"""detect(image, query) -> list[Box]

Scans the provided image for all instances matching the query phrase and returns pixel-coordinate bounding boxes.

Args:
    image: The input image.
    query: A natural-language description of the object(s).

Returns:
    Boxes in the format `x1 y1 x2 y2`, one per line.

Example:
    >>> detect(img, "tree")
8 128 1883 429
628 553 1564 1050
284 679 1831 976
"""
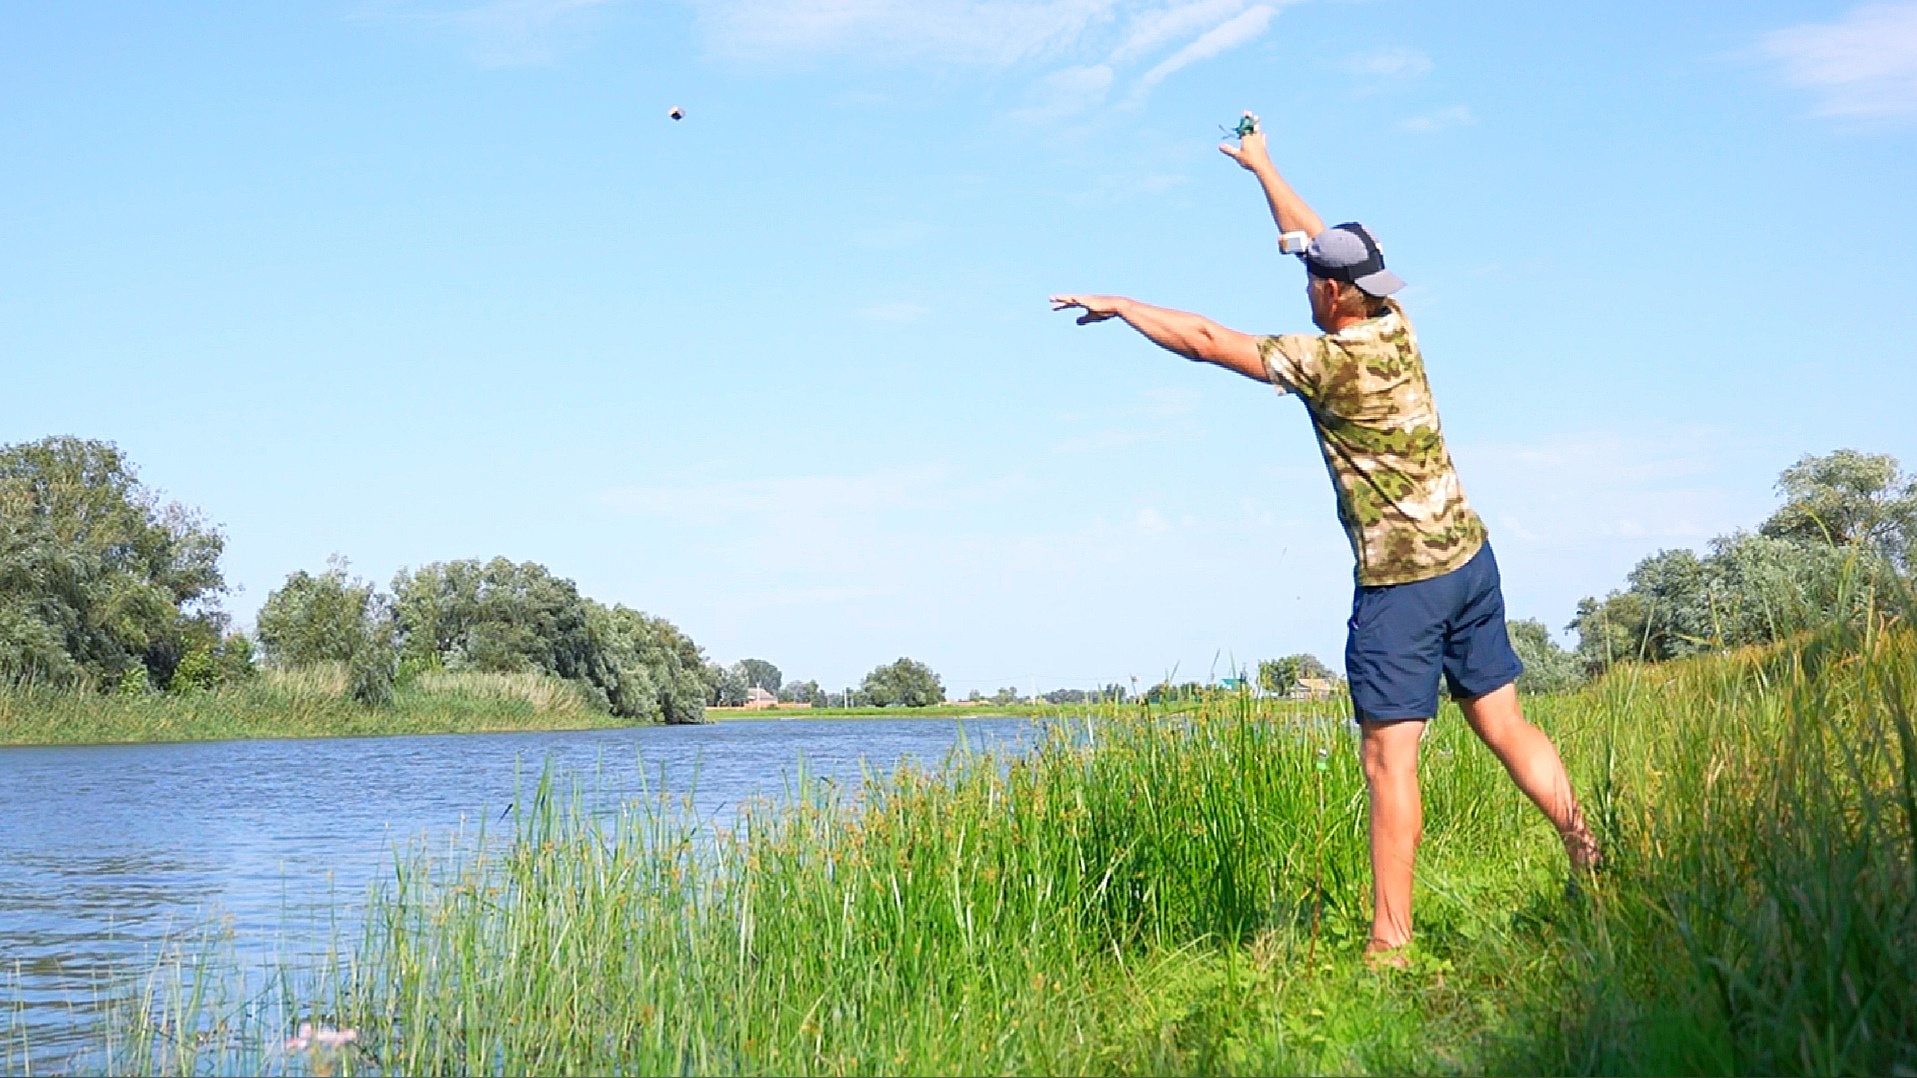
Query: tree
257 557 386 667
169 632 257 691
593 605 709 724
257 558 398 706
1760 449 1916 567
859 657 945 708
706 662 749 707
735 659 781 695
1569 450 1912 676
1506 618 1581 694
390 558 709 722
1257 653 1333 695
0 437 228 689
391 558 599 679
778 678 821 705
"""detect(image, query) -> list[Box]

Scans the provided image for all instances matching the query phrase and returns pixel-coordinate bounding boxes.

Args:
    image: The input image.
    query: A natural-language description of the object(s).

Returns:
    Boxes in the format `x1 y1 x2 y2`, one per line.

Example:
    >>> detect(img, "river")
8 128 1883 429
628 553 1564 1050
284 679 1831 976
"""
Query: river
0 715 1041 1073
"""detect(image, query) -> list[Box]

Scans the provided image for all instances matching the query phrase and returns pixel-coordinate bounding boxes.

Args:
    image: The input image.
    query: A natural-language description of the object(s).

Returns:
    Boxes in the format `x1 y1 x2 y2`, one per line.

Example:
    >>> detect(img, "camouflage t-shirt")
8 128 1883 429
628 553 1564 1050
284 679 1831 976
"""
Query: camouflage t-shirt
1259 298 1485 587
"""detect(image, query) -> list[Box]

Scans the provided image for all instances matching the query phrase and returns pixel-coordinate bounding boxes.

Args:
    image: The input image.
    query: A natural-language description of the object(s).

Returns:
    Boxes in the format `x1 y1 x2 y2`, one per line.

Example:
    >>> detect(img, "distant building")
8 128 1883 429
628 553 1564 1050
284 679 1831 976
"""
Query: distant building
743 687 779 709
1289 677 1337 702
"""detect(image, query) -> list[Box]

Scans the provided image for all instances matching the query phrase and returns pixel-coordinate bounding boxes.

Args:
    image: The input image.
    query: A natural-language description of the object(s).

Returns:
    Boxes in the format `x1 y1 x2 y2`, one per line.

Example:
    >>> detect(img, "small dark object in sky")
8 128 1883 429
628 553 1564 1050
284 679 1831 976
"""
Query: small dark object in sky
668 106 684 120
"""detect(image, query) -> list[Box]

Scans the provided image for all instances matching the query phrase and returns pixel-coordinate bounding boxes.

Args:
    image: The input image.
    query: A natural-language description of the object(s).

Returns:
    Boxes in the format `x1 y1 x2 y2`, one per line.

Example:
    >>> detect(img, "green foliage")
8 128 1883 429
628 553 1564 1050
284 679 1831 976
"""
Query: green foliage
1760 448 1917 566
1256 653 1333 694
735 658 781 694
858 656 944 707
706 661 749 707
258 558 398 708
391 559 707 723
168 632 257 692
1506 618 1581 694
0 436 228 689
777 678 821 705
256 557 387 667
1572 450 1912 674
392 558 601 679
593 604 708 724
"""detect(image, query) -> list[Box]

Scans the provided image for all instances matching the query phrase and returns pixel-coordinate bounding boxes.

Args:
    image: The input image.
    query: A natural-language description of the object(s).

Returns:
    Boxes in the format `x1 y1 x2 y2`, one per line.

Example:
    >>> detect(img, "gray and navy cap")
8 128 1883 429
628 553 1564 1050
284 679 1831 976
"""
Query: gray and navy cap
1300 222 1405 297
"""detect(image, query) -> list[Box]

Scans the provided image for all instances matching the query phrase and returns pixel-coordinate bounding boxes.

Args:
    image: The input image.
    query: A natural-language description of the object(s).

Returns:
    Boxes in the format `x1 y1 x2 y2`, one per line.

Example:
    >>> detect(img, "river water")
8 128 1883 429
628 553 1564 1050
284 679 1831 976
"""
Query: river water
0 716 1041 1072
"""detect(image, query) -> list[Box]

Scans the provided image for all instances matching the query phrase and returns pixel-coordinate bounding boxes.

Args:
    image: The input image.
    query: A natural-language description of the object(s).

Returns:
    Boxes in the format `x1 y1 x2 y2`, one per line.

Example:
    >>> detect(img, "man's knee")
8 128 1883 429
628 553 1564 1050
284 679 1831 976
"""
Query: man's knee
1360 720 1424 785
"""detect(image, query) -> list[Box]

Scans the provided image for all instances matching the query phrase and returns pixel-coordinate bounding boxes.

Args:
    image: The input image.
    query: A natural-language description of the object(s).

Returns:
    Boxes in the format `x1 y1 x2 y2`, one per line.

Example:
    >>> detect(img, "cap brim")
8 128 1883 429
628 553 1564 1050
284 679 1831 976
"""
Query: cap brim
1354 268 1406 296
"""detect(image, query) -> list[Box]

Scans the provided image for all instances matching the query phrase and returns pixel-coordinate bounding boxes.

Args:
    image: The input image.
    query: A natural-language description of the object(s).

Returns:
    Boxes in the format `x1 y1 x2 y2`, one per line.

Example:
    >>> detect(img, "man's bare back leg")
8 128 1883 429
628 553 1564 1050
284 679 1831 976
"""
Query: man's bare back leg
1459 683 1600 869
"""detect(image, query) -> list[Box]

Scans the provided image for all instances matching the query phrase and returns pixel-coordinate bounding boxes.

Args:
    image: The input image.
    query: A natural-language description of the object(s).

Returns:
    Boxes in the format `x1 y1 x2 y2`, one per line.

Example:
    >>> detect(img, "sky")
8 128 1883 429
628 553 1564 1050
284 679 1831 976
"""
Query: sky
4 0 1915 697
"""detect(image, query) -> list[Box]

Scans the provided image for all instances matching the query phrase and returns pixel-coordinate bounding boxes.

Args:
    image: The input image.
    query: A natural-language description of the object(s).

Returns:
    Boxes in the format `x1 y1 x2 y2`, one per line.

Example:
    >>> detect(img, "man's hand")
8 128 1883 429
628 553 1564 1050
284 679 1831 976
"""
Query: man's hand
1048 294 1269 383
1220 117 1326 242
1219 129 1274 175
1050 294 1129 325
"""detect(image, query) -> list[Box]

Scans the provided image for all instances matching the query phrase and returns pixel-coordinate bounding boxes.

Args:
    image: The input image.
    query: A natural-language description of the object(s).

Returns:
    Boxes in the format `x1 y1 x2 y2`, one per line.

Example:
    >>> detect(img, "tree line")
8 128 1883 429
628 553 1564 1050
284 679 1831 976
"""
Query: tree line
8 436 1903 714
0 436 965 719
708 655 948 709
1566 449 1914 675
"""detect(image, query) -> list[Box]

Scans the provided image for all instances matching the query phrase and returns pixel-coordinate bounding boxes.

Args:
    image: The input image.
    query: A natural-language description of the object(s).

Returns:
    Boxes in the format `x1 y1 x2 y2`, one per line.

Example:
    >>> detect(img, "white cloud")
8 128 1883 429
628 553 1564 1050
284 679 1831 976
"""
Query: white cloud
1397 105 1475 133
693 0 1122 65
1107 0 1246 64
692 0 1298 109
1135 3 1275 94
357 0 622 67
1763 1 1917 119
1012 63 1115 121
1345 47 1431 80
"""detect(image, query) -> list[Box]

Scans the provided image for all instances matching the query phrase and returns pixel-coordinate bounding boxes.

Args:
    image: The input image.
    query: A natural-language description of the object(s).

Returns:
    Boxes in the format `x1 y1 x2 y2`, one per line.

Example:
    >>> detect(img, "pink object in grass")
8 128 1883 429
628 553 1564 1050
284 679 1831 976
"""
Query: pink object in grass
286 1022 359 1051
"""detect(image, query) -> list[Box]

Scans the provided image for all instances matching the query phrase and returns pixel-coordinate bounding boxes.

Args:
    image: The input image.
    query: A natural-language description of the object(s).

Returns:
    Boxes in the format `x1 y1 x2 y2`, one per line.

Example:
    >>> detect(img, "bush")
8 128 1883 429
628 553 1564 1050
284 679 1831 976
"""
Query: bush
1507 618 1580 694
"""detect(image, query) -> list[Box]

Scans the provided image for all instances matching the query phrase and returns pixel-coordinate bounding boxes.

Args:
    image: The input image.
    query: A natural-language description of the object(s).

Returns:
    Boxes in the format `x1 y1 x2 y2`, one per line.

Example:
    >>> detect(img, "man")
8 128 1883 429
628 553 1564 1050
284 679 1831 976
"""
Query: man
1051 120 1600 966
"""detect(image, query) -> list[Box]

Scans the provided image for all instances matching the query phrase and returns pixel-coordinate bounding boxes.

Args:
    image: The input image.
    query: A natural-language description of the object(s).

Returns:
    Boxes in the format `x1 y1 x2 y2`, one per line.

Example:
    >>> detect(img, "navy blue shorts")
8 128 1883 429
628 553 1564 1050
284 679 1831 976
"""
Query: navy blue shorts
1345 542 1524 723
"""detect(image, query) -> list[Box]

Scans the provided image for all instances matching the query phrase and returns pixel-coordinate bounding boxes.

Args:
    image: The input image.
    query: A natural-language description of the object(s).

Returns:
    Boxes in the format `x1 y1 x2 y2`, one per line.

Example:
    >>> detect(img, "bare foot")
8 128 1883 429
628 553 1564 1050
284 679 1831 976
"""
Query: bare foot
1363 939 1410 970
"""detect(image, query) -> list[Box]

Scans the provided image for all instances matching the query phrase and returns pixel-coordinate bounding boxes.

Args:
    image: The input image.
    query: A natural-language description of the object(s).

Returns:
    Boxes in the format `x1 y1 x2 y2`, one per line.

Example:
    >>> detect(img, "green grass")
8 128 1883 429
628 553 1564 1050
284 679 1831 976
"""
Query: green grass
92 626 1917 1075
0 665 626 746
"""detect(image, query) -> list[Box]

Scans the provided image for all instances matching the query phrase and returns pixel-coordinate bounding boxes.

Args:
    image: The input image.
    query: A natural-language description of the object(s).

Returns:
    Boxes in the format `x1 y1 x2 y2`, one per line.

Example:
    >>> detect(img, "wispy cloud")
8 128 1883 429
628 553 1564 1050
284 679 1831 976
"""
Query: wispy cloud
1763 1 1917 120
1345 47 1431 80
692 1 1299 115
1013 63 1117 121
1135 4 1276 95
1397 105 1474 133
1107 0 1246 64
356 0 623 67
693 0 1121 66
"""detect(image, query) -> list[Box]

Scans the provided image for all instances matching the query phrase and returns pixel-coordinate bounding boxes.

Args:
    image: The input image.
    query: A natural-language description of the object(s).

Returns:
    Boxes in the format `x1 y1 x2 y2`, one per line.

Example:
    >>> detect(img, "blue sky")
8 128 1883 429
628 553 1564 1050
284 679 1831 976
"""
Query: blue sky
4 0 1914 697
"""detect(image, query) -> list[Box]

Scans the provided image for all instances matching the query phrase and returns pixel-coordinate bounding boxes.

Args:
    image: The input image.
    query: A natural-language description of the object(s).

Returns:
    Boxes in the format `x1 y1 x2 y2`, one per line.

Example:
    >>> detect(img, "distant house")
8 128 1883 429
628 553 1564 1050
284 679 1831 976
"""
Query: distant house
743 687 779 710
1288 677 1337 702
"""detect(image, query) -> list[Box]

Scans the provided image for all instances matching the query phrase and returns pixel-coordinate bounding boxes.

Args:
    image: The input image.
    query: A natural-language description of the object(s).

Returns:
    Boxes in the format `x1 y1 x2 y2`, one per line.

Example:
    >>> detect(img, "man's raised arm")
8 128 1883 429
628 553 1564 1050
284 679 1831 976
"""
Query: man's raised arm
1220 128 1324 241
1050 295 1268 383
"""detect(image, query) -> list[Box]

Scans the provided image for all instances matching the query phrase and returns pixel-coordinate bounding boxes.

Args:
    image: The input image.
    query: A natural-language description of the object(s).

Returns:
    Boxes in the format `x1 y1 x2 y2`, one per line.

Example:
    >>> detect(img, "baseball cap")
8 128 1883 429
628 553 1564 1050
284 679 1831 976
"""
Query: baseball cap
1300 222 1405 297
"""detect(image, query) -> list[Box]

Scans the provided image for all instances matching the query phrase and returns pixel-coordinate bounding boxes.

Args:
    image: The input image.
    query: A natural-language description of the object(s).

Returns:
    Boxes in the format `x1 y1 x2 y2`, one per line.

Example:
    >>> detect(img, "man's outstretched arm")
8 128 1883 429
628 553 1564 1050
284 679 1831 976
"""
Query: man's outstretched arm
1051 295 1268 383
1220 129 1325 240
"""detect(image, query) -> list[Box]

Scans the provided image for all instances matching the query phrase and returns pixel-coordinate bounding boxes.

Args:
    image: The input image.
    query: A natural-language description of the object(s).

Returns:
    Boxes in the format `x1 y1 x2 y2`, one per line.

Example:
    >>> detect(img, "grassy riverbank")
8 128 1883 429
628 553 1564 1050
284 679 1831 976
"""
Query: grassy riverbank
98 625 1915 1075
0 667 633 746
1 674 1165 745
